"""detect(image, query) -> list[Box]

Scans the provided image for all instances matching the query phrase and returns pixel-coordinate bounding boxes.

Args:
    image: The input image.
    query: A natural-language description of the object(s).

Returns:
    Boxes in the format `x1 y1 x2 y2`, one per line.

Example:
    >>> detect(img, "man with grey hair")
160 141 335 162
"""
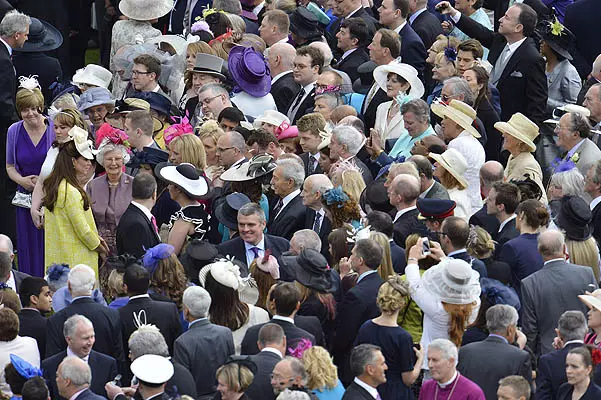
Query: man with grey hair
197 83 234 121
43 315 117 399
388 174 425 248
584 83 601 132
329 125 373 184
555 111 601 174
522 230 597 356
585 159 601 245
218 202 290 274
469 161 504 236
174 286 235 398
536 310 590 399
216 130 247 171
268 158 307 240
46 264 123 363
343 344 387 399
271 356 308 396
289 230 322 255
458 305 531 399
301 174 334 257
1 228 31 293
55 357 104 400
267 43 301 114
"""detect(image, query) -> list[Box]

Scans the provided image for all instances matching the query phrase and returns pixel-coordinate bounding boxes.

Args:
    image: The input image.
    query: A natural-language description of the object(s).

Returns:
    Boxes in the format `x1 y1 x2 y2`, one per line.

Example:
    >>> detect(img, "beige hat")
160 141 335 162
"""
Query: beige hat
254 110 290 130
68 126 98 160
119 0 174 21
494 113 539 153
431 99 480 138
429 148 469 189
579 290 601 312
72 64 112 89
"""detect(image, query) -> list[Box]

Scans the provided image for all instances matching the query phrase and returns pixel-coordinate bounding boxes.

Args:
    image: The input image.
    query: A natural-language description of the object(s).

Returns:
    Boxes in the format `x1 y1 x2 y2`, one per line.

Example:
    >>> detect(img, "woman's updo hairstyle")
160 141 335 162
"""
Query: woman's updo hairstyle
16 86 44 114
466 225 496 260
516 199 549 229
376 275 410 313
568 345 601 376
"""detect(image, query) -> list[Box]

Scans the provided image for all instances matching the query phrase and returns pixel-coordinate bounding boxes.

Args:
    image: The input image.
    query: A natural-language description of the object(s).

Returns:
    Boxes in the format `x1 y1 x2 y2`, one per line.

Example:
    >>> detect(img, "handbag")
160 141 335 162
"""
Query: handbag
11 191 32 209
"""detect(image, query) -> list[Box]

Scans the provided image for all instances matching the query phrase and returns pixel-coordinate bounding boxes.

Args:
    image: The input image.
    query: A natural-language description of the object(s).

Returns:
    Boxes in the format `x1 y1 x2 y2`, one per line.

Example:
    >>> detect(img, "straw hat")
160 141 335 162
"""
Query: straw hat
72 64 113 89
119 0 174 21
544 104 591 126
420 258 481 304
579 290 601 312
431 99 480 138
429 148 469 189
373 62 425 100
494 113 539 153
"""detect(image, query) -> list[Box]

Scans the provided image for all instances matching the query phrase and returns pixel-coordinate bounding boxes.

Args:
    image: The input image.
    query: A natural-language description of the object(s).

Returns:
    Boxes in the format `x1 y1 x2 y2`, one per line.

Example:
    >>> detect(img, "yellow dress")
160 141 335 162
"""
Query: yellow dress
44 179 101 277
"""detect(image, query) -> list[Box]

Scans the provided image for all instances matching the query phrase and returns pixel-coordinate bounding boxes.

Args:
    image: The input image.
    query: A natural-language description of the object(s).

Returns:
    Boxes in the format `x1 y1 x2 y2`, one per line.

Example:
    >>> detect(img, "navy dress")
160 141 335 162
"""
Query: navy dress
497 233 543 298
355 320 415 400
557 381 601 400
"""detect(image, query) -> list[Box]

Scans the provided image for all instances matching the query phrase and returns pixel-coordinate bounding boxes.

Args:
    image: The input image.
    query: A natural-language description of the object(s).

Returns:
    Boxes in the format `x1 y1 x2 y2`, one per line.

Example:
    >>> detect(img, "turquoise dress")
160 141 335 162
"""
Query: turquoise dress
312 380 346 400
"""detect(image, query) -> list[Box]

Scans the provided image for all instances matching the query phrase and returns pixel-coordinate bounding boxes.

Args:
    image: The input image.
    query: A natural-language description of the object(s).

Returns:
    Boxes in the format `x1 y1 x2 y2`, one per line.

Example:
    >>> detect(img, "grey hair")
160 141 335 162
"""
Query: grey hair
0 234 14 254
266 43 296 70
569 112 592 138
96 143 131 166
537 230 565 258
428 339 458 364
227 130 246 153
486 305 519 334
226 13 246 33
284 356 307 385
445 77 475 106
59 356 92 387
307 174 333 195
68 265 96 295
315 93 342 110
128 325 170 358
276 389 312 400
350 344 382 377
0 10 31 37
183 286 212 319
276 158 306 189
549 168 584 196
309 42 332 67
63 314 94 340
291 230 322 252
213 0 242 13
401 98 430 123
558 310 588 342
198 83 229 98
592 83 601 101
332 125 363 156
238 202 266 223
589 160 601 186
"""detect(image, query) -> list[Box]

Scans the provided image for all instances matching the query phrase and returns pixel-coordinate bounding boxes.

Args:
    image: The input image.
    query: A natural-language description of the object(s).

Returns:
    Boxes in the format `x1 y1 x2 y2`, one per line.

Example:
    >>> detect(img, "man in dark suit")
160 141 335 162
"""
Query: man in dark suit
268 158 307 240
486 182 520 254
246 324 286 400
330 124 374 184
241 282 317 355
334 239 384 384
585 161 601 246
439 1 547 124
409 0 443 51
46 265 124 363
116 173 160 259
267 42 301 114
297 113 326 177
334 18 370 83
174 286 235 398
327 0 378 59
118 264 182 357
301 174 334 259
388 174 425 248
287 46 323 124
458 305 531 400
54 357 107 400
342 344 388 400
43 315 118 399
18 277 51 360
411 155 450 200
563 0 601 79
470 161 504 236
219 202 290 276
440 216 488 278
522 231 597 357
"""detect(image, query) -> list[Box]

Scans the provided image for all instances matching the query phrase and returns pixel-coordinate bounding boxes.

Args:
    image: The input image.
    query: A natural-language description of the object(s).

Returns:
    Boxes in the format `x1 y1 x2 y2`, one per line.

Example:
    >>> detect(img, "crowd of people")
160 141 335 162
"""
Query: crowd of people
1 0 601 399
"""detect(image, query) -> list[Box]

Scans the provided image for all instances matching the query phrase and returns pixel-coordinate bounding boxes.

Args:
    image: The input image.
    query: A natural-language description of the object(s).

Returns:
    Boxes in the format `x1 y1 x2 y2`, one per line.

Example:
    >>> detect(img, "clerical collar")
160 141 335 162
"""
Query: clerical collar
437 371 458 388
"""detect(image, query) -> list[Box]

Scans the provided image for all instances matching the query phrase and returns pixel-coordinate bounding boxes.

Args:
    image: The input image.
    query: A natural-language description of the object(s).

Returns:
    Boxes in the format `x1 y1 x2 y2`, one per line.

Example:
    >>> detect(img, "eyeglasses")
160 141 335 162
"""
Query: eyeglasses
216 146 235 153
131 70 152 76
200 95 222 106
554 124 572 132
270 374 295 382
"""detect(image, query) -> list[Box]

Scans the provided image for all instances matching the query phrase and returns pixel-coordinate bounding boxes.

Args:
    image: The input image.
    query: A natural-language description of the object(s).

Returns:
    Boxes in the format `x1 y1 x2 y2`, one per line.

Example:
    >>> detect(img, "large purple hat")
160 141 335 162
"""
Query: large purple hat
228 46 271 98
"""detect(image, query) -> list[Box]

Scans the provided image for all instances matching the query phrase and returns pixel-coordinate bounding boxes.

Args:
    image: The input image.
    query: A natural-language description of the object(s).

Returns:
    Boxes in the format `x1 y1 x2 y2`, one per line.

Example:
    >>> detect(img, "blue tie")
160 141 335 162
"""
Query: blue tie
250 247 261 259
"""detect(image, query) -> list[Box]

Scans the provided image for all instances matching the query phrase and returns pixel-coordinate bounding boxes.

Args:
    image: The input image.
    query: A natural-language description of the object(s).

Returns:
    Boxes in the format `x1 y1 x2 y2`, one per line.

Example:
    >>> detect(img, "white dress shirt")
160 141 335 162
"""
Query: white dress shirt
131 201 153 222
245 237 265 267
498 214 517 233
393 205 417 223
591 196 601 211
353 377 379 399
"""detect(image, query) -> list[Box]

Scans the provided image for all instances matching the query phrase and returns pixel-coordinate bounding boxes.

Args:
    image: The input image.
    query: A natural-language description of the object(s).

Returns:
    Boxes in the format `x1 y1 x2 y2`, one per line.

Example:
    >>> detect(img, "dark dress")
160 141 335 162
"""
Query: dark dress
355 320 415 400
167 204 212 251
557 381 601 400
298 293 335 350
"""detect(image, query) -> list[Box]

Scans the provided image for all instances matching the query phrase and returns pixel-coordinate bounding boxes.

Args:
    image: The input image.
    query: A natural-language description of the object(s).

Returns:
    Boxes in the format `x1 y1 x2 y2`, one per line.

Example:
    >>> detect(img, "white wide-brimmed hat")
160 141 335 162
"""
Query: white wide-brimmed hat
147 34 189 56
254 110 290 130
429 148 469 189
494 113 539 153
421 258 481 304
155 162 211 199
431 99 480 138
119 0 174 21
72 64 112 89
579 289 601 312
68 126 98 160
131 354 174 384
373 62 425 100
544 104 591 125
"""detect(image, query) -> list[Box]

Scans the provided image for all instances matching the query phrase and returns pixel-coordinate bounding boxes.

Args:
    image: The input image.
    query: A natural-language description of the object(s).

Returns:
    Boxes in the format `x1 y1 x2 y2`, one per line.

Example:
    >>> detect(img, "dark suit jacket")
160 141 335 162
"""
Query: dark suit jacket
564 0 601 79
240 317 317 355
469 205 500 238
168 360 198 398
398 23 427 82
411 8 443 50
116 203 160 259
46 297 124 362
271 72 300 114
455 15 547 124
295 314 326 347
478 98 502 162
535 342 585 400
299 152 323 177
556 381 601 400
304 208 333 262
268 194 307 240
353 157 374 185
392 208 426 249
18 309 47 359
494 218 519 257
336 47 369 83
483 257 512 285
342 381 375 400
334 272 383 384
327 8 378 59
246 350 282 400
217 234 290 276
12 269 30 292
362 87 390 131
458 335 531 400
390 241 407 274
450 250 488 278
173 319 235 397
43 350 118 399
13 52 62 105
521 260 597 356
424 181 450 200
592 201 601 249
288 87 316 125
73 389 107 400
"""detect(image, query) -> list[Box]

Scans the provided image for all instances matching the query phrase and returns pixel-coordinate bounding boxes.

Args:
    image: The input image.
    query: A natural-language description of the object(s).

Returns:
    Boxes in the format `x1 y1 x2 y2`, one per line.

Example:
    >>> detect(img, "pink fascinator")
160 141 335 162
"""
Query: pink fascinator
164 116 194 146
95 123 130 150
256 254 280 280
288 339 313 358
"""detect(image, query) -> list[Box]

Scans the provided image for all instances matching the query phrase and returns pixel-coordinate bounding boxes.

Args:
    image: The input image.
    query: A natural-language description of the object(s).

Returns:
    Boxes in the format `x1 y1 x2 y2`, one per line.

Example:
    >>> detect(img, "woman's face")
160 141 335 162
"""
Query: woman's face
85 104 109 128
72 156 92 177
426 43 443 65
432 58 455 82
502 132 522 155
280 138 298 154
103 149 124 176
169 144 183 165
588 307 601 330
540 40 552 58
21 107 41 123
433 161 444 180
216 377 236 400
202 137 218 166
463 70 482 96
566 353 592 386
167 183 180 201
261 122 277 135
386 73 410 99
318 152 333 175
186 50 197 70
54 122 73 143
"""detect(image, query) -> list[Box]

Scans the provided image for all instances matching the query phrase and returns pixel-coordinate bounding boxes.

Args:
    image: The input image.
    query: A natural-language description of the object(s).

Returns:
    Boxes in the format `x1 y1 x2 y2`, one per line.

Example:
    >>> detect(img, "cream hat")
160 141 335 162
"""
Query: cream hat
130 355 174 384
119 0 174 21
544 104 591 125
72 64 112 89
421 258 481 304
373 62 425 100
579 289 601 312
254 110 290 130
494 113 539 153
68 126 97 160
431 99 481 138
429 148 469 189
198 259 242 290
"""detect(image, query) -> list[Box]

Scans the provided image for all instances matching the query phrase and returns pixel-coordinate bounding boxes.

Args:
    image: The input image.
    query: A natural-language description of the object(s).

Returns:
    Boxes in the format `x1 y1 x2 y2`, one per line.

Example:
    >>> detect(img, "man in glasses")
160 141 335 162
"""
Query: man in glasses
270 357 309 396
129 54 168 98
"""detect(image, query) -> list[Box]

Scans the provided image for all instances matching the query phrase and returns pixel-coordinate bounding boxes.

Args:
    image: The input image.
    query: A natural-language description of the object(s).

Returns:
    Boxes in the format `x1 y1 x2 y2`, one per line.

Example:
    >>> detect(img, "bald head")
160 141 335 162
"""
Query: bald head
391 174 421 206
309 41 333 66
480 161 504 196
538 230 566 261
593 54 601 80
303 174 334 210
0 234 13 256
267 43 296 75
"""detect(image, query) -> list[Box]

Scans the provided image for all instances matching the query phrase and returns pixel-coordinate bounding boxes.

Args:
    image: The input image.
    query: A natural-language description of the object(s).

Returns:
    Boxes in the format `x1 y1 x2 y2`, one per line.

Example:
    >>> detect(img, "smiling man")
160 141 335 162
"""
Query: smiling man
268 158 307 240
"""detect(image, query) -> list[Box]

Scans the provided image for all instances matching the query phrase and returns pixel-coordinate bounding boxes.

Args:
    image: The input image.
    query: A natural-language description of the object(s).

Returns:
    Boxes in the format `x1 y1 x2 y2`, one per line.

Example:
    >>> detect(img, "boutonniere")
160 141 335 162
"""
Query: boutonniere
571 152 580 163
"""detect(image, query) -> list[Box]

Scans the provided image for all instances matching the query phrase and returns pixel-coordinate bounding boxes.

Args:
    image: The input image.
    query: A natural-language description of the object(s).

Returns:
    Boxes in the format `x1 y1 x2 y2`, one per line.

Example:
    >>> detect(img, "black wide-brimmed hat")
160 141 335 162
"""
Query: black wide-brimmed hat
289 7 321 40
281 249 333 293
556 195 592 241
180 239 219 284
155 162 212 199
360 180 393 214
126 147 168 169
539 18 576 61
352 61 377 94
15 17 63 53
215 192 251 231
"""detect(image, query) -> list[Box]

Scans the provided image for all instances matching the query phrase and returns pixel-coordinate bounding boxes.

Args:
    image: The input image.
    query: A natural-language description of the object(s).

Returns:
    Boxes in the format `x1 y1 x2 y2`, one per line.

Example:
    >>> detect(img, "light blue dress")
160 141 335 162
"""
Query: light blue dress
450 8 493 59
312 380 346 400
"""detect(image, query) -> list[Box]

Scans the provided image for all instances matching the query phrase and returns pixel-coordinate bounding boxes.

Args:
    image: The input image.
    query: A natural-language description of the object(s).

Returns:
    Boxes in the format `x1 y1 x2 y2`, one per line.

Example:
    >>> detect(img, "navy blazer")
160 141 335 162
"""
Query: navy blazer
392 208 426 249
217 234 290 277
536 342 586 400
116 203 160 259
398 23 427 82
498 233 543 296
469 205 500 238
241 317 316 355
247 350 282 400
390 241 407 274
557 381 601 400
267 194 308 240
410 9 443 50
336 47 369 83
494 218 519 258
18 309 47 360
271 71 301 114
450 250 488 278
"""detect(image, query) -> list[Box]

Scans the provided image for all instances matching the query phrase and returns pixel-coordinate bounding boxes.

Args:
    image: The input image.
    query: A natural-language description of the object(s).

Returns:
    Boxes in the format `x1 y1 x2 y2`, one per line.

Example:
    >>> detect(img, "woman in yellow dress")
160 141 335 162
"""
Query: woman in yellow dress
43 127 108 277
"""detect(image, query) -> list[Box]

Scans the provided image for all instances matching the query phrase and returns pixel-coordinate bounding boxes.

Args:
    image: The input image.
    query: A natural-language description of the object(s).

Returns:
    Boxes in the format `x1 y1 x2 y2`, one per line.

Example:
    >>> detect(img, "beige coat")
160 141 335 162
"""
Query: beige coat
505 151 548 204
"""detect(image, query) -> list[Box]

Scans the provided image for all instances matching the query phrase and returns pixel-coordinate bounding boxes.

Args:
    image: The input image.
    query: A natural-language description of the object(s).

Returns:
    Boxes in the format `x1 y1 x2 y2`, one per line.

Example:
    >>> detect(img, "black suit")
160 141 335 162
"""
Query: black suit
455 15 547 124
494 218 519 258
116 203 160 258
392 208 426 249
469 205 500 238
342 380 376 400
288 87 316 125
246 350 282 400
18 309 47 359
398 23 427 82
271 72 301 114
362 87 390 131
217 234 290 276
240 317 316 355
167 360 198 398
13 52 62 106
300 152 323 177
12 269 30 292
295 314 326 347
389 241 407 274
46 297 124 363
327 8 378 59
563 0 601 79
336 48 369 83
305 208 333 263
458 335 531 400
411 9 443 51
268 194 307 240
43 350 118 399
483 257 512 285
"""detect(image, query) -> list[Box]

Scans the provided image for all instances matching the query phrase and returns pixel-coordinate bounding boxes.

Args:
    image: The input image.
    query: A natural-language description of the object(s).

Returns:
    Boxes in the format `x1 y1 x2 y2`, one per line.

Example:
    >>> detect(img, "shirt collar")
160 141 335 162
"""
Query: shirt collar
272 315 295 324
353 377 379 399
591 195 601 211
567 139 586 159
0 37 12 56
7 270 16 291
544 257 565 266
189 317 208 328
342 48 357 60
302 82 315 93
447 249 467 257
69 389 88 400
506 37 527 54
409 7 427 24
281 189 301 208
346 6 363 18
393 205 417 222
393 20 407 34
261 347 284 358
271 70 291 84
71 295 92 302
357 269 378 283
488 334 509 344
564 340 585 347
245 236 265 250
67 347 90 363
129 294 150 301
437 371 459 388
420 181 436 199
131 200 153 222
498 214 516 233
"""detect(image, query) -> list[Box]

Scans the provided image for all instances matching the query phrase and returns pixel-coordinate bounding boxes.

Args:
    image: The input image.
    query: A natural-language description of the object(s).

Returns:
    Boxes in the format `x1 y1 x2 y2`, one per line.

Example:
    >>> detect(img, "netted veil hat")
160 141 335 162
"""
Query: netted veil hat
419 258 481 304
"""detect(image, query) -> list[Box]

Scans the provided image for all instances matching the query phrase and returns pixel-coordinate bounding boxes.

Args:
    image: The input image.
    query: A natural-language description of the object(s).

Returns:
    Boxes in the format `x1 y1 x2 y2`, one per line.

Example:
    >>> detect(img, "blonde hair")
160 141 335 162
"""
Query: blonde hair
439 168 462 190
170 134 207 169
567 238 600 282
435 51 458 76
376 275 410 313
185 42 216 89
466 225 495 259
16 87 44 114
107 269 127 298
431 35 460 54
198 120 225 142
389 162 419 180
341 170 366 204
215 363 254 393
369 231 395 280
302 346 339 391
226 13 246 33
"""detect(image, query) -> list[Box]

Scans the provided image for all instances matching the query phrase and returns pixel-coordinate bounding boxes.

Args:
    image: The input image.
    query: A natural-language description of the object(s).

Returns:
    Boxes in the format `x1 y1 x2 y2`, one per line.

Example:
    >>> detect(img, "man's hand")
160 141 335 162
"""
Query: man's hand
435 1 459 17
105 383 125 400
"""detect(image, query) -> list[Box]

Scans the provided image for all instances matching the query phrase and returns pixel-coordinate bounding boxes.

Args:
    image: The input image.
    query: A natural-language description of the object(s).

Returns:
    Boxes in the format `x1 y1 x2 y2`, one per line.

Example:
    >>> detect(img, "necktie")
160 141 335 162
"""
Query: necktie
151 215 158 234
250 247 261 259
490 45 512 86
273 199 283 217
308 155 316 175
363 83 378 113
313 212 322 233
287 87 306 120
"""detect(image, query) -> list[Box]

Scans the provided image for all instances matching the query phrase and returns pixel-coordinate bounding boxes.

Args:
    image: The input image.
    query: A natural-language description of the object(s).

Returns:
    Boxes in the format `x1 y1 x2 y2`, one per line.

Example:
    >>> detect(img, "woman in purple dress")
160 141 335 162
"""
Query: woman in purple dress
5 78 54 277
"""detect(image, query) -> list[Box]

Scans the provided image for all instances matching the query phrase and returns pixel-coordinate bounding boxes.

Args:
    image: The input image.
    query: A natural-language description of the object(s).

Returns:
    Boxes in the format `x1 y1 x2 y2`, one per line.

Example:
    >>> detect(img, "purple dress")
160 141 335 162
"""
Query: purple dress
6 120 55 277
